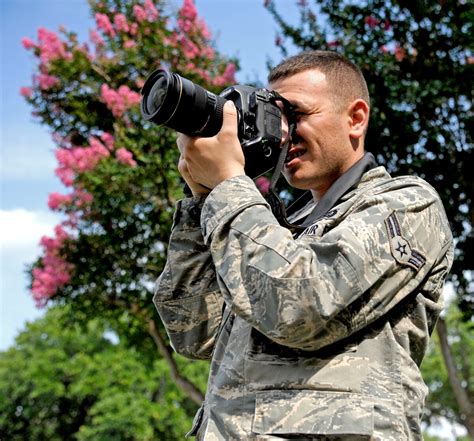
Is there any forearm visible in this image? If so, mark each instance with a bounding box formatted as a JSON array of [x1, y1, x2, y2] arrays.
[[154, 197, 223, 359]]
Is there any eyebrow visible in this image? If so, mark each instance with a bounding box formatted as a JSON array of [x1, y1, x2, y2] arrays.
[[290, 100, 310, 112]]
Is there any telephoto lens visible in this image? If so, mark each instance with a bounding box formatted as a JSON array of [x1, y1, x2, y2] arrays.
[[141, 69, 227, 137]]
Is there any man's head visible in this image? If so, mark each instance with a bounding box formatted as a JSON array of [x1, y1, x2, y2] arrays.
[[268, 51, 371, 201], [268, 50, 370, 114]]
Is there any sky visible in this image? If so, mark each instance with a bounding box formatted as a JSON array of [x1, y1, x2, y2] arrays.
[[0, 0, 300, 350]]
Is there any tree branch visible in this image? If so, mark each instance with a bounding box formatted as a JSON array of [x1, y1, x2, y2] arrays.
[[436, 317, 474, 439], [146, 317, 205, 406], [107, 298, 205, 406]]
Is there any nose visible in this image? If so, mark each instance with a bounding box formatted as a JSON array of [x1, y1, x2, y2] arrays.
[[281, 113, 289, 146], [281, 116, 300, 147]]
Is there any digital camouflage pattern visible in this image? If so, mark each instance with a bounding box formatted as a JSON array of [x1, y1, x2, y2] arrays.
[[154, 166, 453, 440]]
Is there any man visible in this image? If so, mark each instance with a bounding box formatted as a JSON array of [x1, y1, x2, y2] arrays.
[[153, 51, 453, 440]]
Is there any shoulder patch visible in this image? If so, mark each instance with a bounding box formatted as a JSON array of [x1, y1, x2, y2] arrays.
[[385, 212, 426, 271]]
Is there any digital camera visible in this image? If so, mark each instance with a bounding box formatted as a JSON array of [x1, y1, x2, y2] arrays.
[[140, 69, 291, 178]]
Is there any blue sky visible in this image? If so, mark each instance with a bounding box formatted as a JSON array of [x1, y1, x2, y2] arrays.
[[0, 0, 300, 350]]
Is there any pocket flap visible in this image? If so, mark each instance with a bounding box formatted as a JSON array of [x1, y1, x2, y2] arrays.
[[253, 390, 374, 437]]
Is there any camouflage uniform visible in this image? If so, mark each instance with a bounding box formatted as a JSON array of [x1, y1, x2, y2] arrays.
[[154, 159, 453, 440]]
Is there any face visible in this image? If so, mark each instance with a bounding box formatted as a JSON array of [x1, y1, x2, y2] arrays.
[[271, 69, 365, 200]]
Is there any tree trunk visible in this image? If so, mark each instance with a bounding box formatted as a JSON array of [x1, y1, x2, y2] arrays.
[[436, 317, 474, 439], [147, 318, 205, 406], [113, 300, 205, 406]]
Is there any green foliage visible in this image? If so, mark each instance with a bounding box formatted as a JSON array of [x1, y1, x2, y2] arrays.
[[266, 0, 473, 434], [19, 0, 230, 437], [0, 305, 208, 440], [266, 0, 473, 316], [421, 303, 474, 428]]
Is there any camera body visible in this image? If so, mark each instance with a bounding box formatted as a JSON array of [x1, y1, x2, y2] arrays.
[[140, 70, 289, 178], [219, 85, 283, 178]]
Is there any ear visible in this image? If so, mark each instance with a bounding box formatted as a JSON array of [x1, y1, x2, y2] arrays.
[[348, 99, 369, 139]]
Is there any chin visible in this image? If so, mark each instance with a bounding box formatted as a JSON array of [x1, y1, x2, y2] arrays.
[[283, 173, 312, 191]]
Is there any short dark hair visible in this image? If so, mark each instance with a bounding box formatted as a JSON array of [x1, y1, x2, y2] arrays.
[[268, 50, 370, 112]]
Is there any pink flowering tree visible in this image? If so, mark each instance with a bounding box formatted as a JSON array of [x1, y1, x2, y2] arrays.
[[266, 0, 474, 436], [21, 0, 238, 413]]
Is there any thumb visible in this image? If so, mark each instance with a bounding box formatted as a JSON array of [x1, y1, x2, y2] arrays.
[[222, 100, 238, 129]]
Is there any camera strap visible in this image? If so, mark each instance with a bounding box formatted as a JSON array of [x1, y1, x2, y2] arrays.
[[264, 119, 308, 233]]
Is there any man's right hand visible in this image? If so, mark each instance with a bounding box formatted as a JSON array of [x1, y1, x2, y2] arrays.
[[178, 153, 210, 197]]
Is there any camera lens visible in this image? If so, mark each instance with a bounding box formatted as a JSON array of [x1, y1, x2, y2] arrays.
[[146, 75, 169, 114], [141, 69, 226, 137]]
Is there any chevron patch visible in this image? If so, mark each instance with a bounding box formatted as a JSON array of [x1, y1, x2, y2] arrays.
[[385, 212, 426, 271]]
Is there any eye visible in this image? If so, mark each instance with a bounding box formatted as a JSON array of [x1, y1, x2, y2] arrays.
[[294, 111, 306, 122]]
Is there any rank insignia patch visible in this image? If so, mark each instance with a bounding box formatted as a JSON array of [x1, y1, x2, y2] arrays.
[[385, 212, 426, 271]]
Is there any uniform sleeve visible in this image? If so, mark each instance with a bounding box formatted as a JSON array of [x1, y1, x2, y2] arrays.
[[153, 197, 223, 360], [200, 175, 453, 352]]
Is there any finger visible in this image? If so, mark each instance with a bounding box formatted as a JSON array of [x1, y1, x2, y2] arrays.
[[221, 100, 238, 130], [176, 133, 191, 154]]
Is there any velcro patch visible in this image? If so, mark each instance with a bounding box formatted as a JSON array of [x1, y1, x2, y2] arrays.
[[385, 212, 426, 271]]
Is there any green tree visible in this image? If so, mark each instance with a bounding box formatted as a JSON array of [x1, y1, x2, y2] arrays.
[[422, 304, 474, 438], [0, 305, 206, 440], [21, 0, 237, 412], [265, 0, 473, 436]]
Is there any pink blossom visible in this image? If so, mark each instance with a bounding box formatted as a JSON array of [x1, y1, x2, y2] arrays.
[[177, 17, 193, 33], [394, 44, 406, 62], [180, 37, 200, 58], [90, 29, 105, 48], [164, 34, 178, 48], [73, 188, 94, 208], [100, 132, 115, 150], [197, 19, 211, 40], [36, 73, 60, 90], [116, 148, 137, 167], [89, 137, 110, 157], [144, 0, 159, 21], [124, 40, 137, 49], [101, 84, 141, 117], [48, 192, 73, 210], [21, 37, 36, 50], [55, 166, 75, 186], [194, 67, 211, 83], [177, 0, 210, 41], [383, 20, 392, 31], [255, 176, 270, 194], [114, 13, 129, 33], [20, 87, 33, 98], [133, 5, 147, 22], [364, 15, 380, 29], [95, 13, 116, 37], [213, 63, 237, 87], [37, 27, 69, 65], [180, 0, 197, 20], [54, 137, 110, 184], [130, 23, 139, 36], [31, 224, 74, 306]]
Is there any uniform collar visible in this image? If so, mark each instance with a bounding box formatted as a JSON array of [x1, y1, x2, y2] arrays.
[[300, 152, 379, 228]]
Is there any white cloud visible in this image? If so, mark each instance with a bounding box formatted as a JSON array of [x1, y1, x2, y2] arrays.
[[0, 208, 61, 256], [0, 208, 61, 350]]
